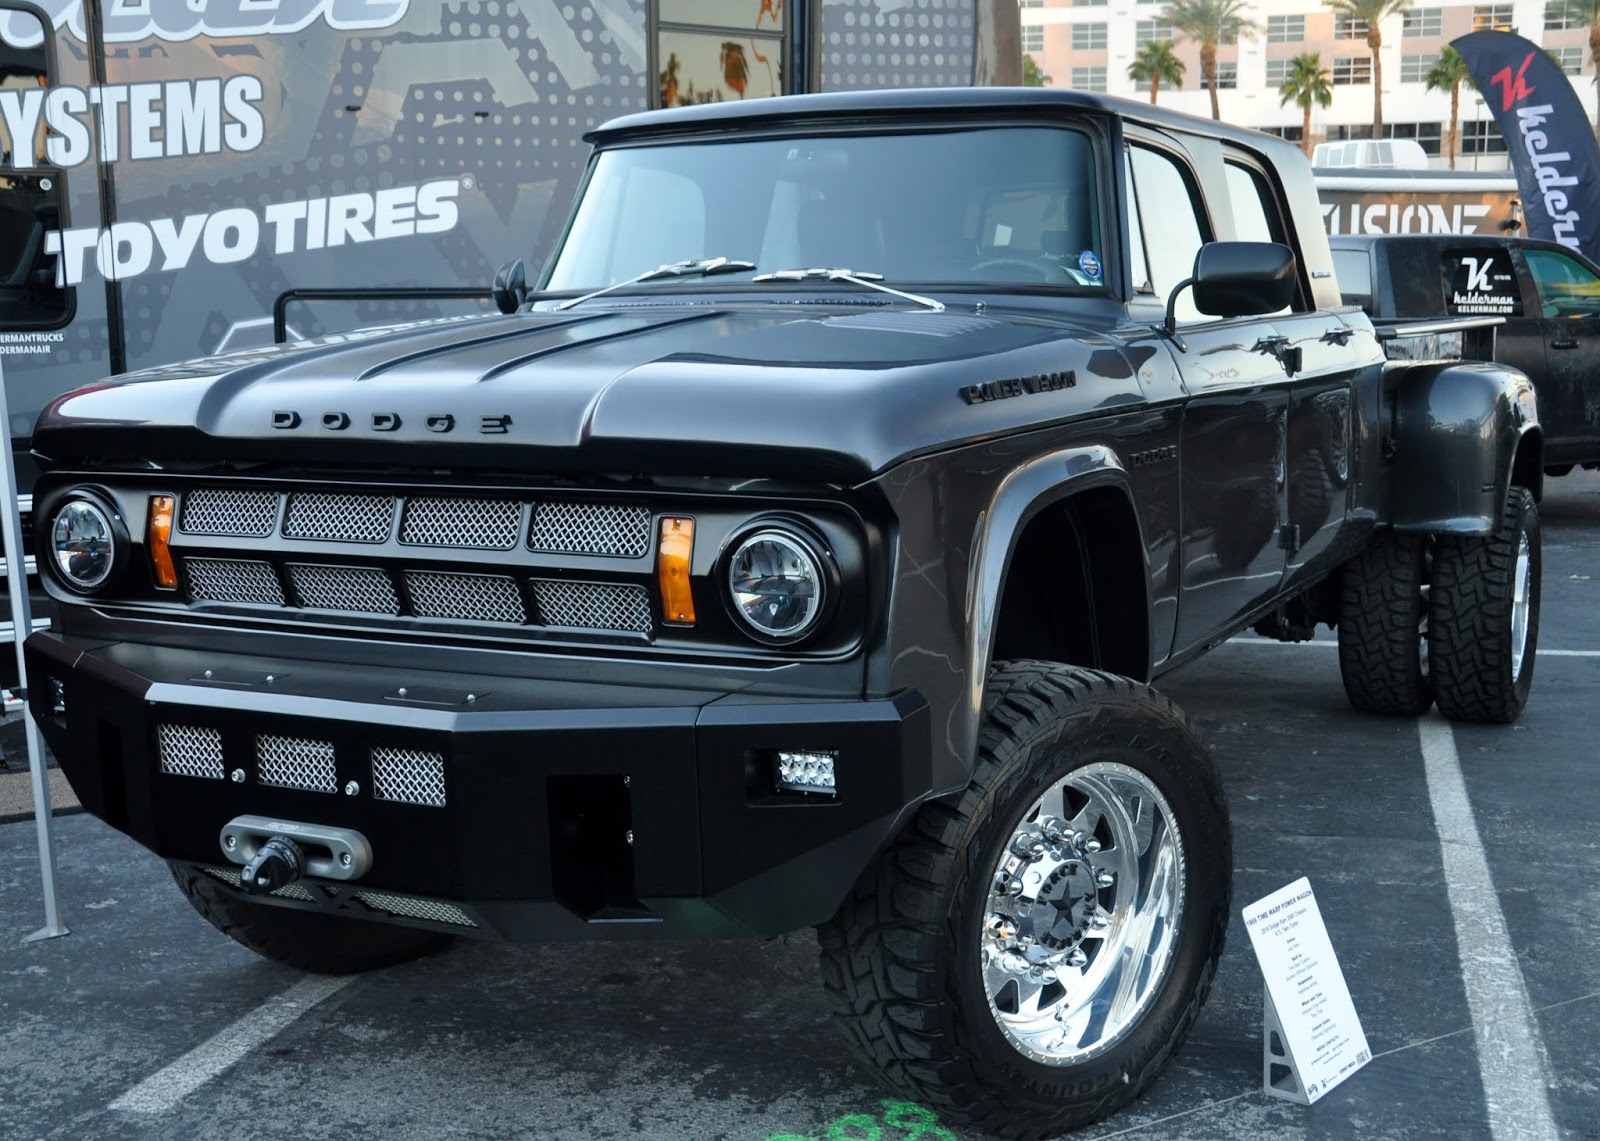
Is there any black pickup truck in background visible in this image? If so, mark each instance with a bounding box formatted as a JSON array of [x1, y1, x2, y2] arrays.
[[1330, 234, 1600, 476]]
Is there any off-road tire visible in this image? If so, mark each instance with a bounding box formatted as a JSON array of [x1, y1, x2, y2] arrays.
[[1429, 486, 1540, 723], [1337, 530, 1432, 716], [816, 663, 1230, 1139], [169, 862, 454, 974]]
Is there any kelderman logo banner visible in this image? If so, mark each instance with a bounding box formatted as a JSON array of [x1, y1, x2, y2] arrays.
[[1453, 30, 1600, 259]]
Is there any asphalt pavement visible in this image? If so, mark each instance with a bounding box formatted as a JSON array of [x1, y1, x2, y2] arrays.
[[2, 471, 1597, 1140]]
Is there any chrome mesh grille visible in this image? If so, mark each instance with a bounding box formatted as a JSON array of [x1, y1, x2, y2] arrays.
[[283, 493, 395, 543], [405, 570, 527, 624], [531, 579, 652, 634], [354, 891, 477, 927], [180, 489, 278, 536], [203, 866, 314, 901], [530, 502, 651, 558], [158, 724, 224, 780], [186, 558, 286, 606], [402, 497, 521, 549], [256, 734, 337, 794], [287, 564, 400, 614], [371, 747, 447, 807]]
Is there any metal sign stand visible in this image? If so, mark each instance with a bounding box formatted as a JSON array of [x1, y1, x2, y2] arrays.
[[0, 356, 69, 943]]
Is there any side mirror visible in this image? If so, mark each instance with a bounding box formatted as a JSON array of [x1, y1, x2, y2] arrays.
[[492, 259, 527, 314], [1164, 242, 1298, 343]]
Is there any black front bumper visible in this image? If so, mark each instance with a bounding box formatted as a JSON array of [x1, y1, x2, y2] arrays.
[[26, 633, 931, 940]]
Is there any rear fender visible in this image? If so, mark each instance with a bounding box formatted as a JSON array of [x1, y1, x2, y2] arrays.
[[1389, 360, 1539, 535]]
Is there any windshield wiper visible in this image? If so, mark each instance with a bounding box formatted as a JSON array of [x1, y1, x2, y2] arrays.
[[751, 267, 944, 312], [554, 256, 756, 311]]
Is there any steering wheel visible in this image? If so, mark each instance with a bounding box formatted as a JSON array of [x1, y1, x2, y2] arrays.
[[970, 256, 1054, 282]]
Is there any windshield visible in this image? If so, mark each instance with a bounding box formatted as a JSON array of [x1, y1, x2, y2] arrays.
[[545, 127, 1107, 293]]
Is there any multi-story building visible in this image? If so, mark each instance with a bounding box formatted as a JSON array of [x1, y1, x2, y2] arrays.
[[1022, 0, 1598, 168]]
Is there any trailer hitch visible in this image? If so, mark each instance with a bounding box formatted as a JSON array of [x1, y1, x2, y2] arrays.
[[239, 835, 306, 895]]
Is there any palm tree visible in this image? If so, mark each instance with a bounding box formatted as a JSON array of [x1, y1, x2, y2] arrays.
[[721, 42, 749, 97], [1161, 0, 1262, 119], [1022, 53, 1052, 87], [659, 52, 680, 108], [1323, 0, 1414, 134], [1129, 40, 1186, 104], [1425, 46, 1472, 170], [1555, 0, 1600, 140], [1279, 54, 1333, 158]]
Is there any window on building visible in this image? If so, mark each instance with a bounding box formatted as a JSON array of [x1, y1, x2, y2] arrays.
[[1267, 15, 1305, 42], [1462, 119, 1508, 154], [1327, 121, 1442, 155], [1403, 8, 1442, 37], [1544, 3, 1579, 30], [1071, 0, 1107, 7], [1023, 25, 1044, 52], [0, 7, 71, 332], [1019, 0, 1043, 6], [1215, 61, 1238, 89], [1071, 66, 1108, 92], [1553, 46, 1585, 74], [1265, 58, 1292, 85], [653, 0, 788, 108], [1335, 14, 1370, 38], [1400, 53, 1438, 82], [1072, 22, 1107, 50], [1473, 4, 1514, 31], [1136, 19, 1174, 45], [1332, 56, 1372, 84], [1261, 125, 1305, 142]]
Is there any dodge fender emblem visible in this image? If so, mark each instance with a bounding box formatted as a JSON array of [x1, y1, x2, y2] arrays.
[[426, 414, 455, 433], [271, 411, 301, 429], [322, 412, 351, 430]]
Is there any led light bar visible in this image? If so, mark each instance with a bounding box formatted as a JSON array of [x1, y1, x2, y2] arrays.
[[776, 750, 837, 795]]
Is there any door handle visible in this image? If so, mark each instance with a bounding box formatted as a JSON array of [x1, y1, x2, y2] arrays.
[[1320, 327, 1354, 346], [1552, 338, 1579, 349], [1251, 335, 1303, 376]]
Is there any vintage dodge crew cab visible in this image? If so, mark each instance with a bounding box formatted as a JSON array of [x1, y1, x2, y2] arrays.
[[26, 90, 1543, 1136]]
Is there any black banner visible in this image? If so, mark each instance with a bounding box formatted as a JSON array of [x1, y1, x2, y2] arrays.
[[1453, 30, 1600, 260]]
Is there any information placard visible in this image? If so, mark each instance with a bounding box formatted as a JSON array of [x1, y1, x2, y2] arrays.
[[1243, 878, 1370, 1104]]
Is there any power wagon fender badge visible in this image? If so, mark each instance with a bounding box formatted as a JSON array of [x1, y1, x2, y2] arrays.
[[271, 410, 512, 435], [959, 370, 1076, 405]]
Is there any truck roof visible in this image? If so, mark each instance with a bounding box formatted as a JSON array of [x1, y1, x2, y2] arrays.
[[588, 86, 1306, 164]]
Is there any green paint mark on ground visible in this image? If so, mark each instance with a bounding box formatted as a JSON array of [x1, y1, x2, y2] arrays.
[[766, 1099, 957, 1141]]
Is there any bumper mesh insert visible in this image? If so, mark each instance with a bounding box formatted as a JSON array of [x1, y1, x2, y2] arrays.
[[354, 891, 477, 927], [158, 724, 225, 780], [371, 747, 447, 808], [256, 734, 337, 794]]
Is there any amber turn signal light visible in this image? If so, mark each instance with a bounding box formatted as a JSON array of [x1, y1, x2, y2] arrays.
[[658, 516, 695, 626], [148, 495, 178, 589]]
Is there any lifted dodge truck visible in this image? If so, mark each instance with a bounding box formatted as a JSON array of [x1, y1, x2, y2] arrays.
[[25, 90, 1542, 1136]]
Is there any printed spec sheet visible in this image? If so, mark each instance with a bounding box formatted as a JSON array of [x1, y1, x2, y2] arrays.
[[1244, 878, 1371, 1103]]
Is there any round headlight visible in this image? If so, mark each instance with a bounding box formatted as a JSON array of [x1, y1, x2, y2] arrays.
[[50, 498, 117, 591], [727, 528, 826, 642]]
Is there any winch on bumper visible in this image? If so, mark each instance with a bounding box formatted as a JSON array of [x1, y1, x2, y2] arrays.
[[25, 632, 931, 941]]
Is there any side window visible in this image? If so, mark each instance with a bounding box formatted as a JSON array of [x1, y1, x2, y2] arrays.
[[1523, 247, 1600, 318], [1441, 248, 1522, 317], [1224, 163, 1281, 244], [1124, 163, 1152, 295], [0, 7, 69, 330], [1331, 249, 1372, 309], [1127, 145, 1208, 322]]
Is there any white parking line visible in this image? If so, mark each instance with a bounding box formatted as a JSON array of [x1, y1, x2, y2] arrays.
[[109, 975, 352, 1113], [1418, 717, 1559, 1141]]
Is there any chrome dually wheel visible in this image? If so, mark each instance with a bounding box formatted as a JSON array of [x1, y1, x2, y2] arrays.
[[982, 763, 1185, 1064], [819, 663, 1230, 1139]]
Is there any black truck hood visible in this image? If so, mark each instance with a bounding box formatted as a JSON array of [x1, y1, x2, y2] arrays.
[[32, 303, 1152, 482]]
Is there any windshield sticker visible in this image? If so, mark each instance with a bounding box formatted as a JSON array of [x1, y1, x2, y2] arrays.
[[1078, 250, 1102, 280], [1443, 250, 1522, 316]]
